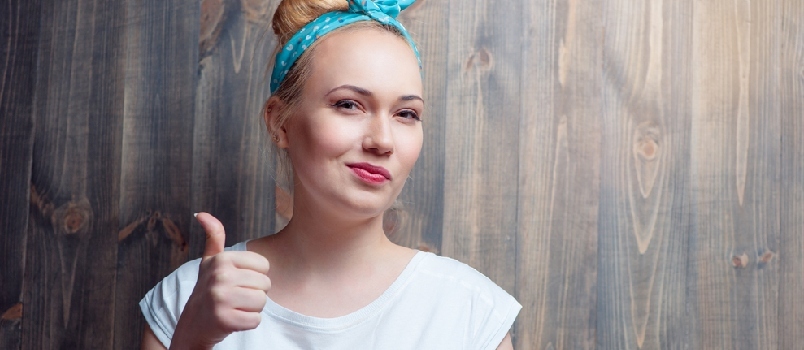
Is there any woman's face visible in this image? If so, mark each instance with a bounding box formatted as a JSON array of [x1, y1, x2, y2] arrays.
[[280, 28, 424, 220]]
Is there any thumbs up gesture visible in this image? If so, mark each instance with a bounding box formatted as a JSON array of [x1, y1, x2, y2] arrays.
[[171, 213, 271, 349]]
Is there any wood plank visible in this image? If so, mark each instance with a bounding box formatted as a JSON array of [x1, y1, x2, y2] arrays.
[[596, 1, 697, 349], [778, 0, 804, 347], [385, 0, 449, 254], [114, 1, 199, 348], [441, 0, 520, 328], [21, 0, 125, 348], [190, 0, 278, 257], [0, 1, 40, 349], [689, 0, 781, 348], [515, 0, 602, 348]]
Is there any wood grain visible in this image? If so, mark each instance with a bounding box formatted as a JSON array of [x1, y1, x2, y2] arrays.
[[114, 0, 199, 348], [21, 0, 125, 348], [0, 1, 40, 349], [515, 0, 602, 348], [1, 0, 802, 348], [441, 0, 519, 311], [689, 0, 781, 348], [597, 1, 696, 349], [778, 0, 804, 347], [191, 0, 277, 257]]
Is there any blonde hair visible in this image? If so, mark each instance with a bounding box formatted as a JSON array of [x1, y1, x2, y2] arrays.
[[271, 0, 349, 45]]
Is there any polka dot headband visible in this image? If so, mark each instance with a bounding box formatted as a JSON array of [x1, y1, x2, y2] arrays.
[[270, 0, 422, 94]]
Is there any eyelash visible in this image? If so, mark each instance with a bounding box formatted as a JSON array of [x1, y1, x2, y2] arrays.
[[331, 99, 421, 122], [397, 109, 421, 121], [332, 100, 360, 110]]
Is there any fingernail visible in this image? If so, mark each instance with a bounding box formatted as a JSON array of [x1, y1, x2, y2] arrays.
[[193, 213, 199, 218]]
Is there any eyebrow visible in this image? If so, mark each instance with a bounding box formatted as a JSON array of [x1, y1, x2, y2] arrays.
[[399, 95, 424, 102], [326, 84, 372, 97], [325, 84, 424, 103]]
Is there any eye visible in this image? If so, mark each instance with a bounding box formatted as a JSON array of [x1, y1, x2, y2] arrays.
[[332, 100, 361, 111], [396, 109, 421, 122]]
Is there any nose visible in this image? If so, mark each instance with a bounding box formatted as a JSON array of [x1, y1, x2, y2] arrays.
[[363, 113, 394, 155]]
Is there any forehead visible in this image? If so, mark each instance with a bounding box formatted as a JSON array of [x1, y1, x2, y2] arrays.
[[304, 27, 423, 97]]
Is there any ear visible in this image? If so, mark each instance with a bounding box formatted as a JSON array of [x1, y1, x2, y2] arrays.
[[263, 96, 290, 149]]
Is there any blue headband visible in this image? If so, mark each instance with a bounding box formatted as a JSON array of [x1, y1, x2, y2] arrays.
[[270, 0, 422, 94]]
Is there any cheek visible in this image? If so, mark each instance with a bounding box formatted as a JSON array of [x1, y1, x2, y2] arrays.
[[295, 117, 359, 157], [395, 127, 424, 167]]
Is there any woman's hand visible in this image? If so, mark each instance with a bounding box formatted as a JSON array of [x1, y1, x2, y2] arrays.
[[169, 213, 271, 350]]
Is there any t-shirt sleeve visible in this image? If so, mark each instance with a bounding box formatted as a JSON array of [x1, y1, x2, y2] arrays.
[[139, 243, 247, 348], [427, 254, 522, 350], [139, 259, 202, 349], [473, 283, 521, 350]]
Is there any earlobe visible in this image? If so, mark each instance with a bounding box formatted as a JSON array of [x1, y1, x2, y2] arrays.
[[264, 97, 290, 149], [276, 126, 290, 149]]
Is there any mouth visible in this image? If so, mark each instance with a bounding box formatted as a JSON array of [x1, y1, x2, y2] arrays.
[[347, 162, 392, 183]]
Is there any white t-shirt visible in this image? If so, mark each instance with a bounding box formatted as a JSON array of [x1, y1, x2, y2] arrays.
[[140, 242, 521, 349]]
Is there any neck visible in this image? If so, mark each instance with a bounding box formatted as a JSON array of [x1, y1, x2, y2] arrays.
[[268, 189, 397, 277]]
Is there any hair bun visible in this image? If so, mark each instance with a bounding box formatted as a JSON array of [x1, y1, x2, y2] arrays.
[[271, 0, 349, 45]]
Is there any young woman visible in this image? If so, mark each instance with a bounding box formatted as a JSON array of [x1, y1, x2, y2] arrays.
[[140, 0, 521, 348]]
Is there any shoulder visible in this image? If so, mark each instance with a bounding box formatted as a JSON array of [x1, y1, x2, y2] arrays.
[[138, 257, 201, 347], [415, 252, 511, 300], [402, 252, 522, 349], [408, 253, 521, 318]]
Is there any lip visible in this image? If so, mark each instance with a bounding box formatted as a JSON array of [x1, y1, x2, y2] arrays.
[[347, 162, 392, 183]]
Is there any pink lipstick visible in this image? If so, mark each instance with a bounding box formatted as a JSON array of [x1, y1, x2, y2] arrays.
[[347, 163, 391, 184]]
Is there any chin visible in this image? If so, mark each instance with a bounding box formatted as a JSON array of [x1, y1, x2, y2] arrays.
[[336, 192, 398, 219]]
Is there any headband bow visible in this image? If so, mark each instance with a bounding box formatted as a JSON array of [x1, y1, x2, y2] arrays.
[[350, 0, 413, 20], [270, 0, 421, 93]]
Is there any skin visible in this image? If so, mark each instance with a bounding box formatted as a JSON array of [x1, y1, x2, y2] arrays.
[[141, 28, 513, 350]]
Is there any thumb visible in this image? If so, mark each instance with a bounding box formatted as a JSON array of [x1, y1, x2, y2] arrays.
[[195, 212, 225, 259]]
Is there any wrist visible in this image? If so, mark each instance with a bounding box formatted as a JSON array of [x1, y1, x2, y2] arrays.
[[170, 310, 214, 350]]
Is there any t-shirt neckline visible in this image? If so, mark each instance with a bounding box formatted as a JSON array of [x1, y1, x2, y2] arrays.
[[232, 242, 429, 332]]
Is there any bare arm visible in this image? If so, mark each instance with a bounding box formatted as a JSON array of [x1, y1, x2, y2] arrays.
[[141, 327, 167, 350], [496, 332, 513, 350]]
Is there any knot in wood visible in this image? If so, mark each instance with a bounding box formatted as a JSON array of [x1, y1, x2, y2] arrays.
[[1, 303, 23, 321], [732, 253, 749, 269], [636, 137, 657, 160], [64, 209, 85, 233], [147, 211, 161, 231], [30, 184, 55, 218], [53, 198, 92, 235], [632, 122, 662, 199], [633, 125, 660, 162], [200, 0, 226, 58], [760, 250, 774, 263], [465, 48, 493, 72], [757, 250, 774, 269]]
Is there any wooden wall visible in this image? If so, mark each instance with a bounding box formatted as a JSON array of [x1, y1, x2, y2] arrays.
[[1, 0, 802, 349]]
